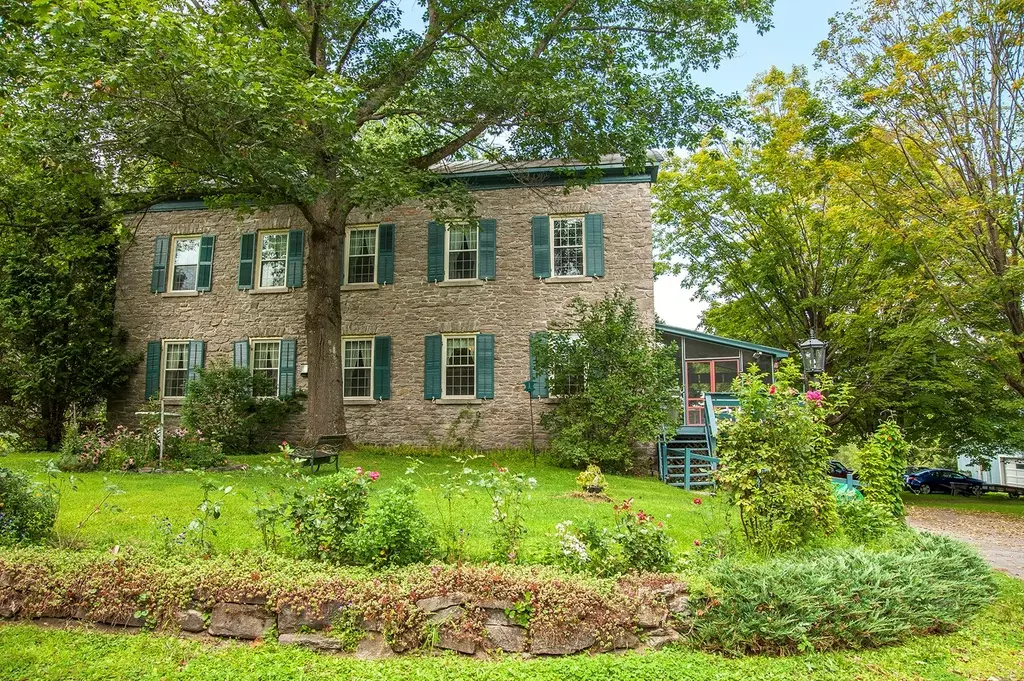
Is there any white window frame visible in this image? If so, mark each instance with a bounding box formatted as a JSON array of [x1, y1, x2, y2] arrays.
[[343, 224, 379, 285], [549, 215, 586, 278], [548, 331, 584, 398], [342, 336, 375, 399], [250, 338, 282, 398], [168, 234, 202, 292], [443, 221, 479, 281], [256, 230, 290, 290], [161, 339, 191, 400], [442, 333, 477, 398]]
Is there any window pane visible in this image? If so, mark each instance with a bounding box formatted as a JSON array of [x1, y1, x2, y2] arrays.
[[163, 343, 189, 398], [259, 232, 288, 288], [553, 246, 583, 276], [172, 264, 198, 291], [261, 233, 288, 261], [174, 237, 200, 266], [449, 251, 477, 280], [261, 260, 286, 288], [343, 340, 373, 398], [552, 218, 583, 247], [252, 341, 280, 397], [448, 225, 477, 251], [553, 218, 585, 276], [348, 229, 376, 256], [447, 225, 478, 280], [170, 238, 201, 292], [445, 337, 475, 396]]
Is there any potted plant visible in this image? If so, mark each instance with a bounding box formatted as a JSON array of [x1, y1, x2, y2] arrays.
[[576, 464, 607, 494]]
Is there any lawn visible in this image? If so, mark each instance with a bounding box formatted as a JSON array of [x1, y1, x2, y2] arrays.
[[1, 573, 1021, 681], [0, 449, 721, 559], [902, 491, 1024, 518]]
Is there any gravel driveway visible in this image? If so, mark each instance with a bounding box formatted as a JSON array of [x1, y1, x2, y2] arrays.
[[906, 506, 1024, 579]]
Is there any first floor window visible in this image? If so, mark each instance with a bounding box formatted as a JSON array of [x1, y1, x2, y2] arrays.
[[549, 332, 584, 397], [252, 340, 281, 397], [259, 231, 289, 288], [444, 335, 476, 397], [446, 222, 478, 280], [170, 235, 201, 291], [163, 341, 189, 398], [551, 216, 584, 277], [346, 226, 377, 284], [343, 338, 373, 397]]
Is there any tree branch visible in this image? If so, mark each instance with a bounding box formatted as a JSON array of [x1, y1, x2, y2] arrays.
[[337, 0, 388, 74]]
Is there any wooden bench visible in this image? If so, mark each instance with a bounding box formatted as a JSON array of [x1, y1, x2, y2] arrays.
[[289, 434, 346, 473]]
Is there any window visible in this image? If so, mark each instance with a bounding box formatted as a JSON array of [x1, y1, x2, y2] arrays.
[[444, 335, 476, 397], [162, 341, 189, 398], [551, 216, 585, 277], [258, 231, 289, 288], [549, 332, 584, 397], [343, 338, 374, 398], [446, 222, 478, 280], [170, 236, 201, 292], [252, 340, 281, 397], [345, 225, 377, 284]]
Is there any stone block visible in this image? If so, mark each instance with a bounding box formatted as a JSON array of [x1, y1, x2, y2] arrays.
[[277, 602, 338, 633], [354, 632, 397, 660], [207, 603, 274, 640], [279, 633, 346, 652], [636, 603, 668, 629], [416, 593, 470, 612], [484, 624, 526, 653], [530, 626, 596, 655], [645, 627, 683, 650], [436, 629, 477, 654], [427, 605, 464, 623], [174, 609, 206, 633]]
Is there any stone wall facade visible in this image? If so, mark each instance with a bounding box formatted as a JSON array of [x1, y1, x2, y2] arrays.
[[110, 180, 655, 448]]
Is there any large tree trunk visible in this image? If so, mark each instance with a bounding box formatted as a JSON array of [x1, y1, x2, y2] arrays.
[[41, 395, 66, 451], [302, 203, 349, 444]]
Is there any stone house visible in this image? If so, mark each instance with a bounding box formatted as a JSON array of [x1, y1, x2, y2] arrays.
[[108, 156, 660, 448]]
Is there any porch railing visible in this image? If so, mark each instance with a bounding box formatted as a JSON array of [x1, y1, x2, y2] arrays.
[[702, 392, 739, 457]]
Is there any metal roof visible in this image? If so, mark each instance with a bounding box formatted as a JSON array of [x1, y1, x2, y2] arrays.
[[656, 323, 790, 358]]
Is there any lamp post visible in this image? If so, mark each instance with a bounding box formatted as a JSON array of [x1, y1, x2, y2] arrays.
[[797, 331, 827, 388]]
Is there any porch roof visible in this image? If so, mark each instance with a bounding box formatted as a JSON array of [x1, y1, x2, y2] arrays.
[[656, 324, 790, 358]]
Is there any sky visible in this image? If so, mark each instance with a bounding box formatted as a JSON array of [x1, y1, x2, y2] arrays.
[[653, 0, 853, 330]]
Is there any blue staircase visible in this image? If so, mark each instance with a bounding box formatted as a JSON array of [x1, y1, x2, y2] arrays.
[[658, 392, 738, 490]]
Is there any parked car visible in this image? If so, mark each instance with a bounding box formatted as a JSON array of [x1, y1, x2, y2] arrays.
[[904, 465, 928, 476], [904, 469, 984, 495], [828, 460, 858, 480]]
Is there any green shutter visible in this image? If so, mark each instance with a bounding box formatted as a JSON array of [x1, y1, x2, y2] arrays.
[[238, 233, 256, 289], [531, 216, 550, 278], [377, 223, 395, 285], [476, 334, 495, 399], [232, 340, 249, 368], [585, 213, 605, 277], [196, 235, 215, 292], [145, 340, 162, 399], [424, 335, 442, 399], [427, 221, 444, 282], [279, 338, 297, 397], [151, 236, 170, 293], [529, 332, 549, 398], [186, 340, 205, 385], [478, 219, 496, 280], [339, 234, 346, 286], [373, 335, 392, 400], [286, 229, 304, 288]]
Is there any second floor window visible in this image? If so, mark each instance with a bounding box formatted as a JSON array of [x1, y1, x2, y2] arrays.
[[446, 223, 478, 280], [552, 216, 585, 277], [252, 340, 281, 397], [444, 335, 476, 397], [259, 231, 289, 288], [163, 341, 189, 398], [343, 338, 373, 397], [170, 236, 201, 291], [345, 226, 377, 284]]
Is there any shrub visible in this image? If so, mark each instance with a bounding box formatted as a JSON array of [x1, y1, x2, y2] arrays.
[[0, 467, 56, 545], [58, 423, 118, 472], [180, 363, 304, 455], [288, 469, 375, 563], [858, 420, 909, 518], [692, 532, 994, 654], [474, 464, 537, 562], [163, 428, 225, 469], [716, 361, 851, 554], [532, 289, 679, 472], [837, 496, 903, 543], [575, 464, 607, 492], [347, 479, 435, 568], [551, 498, 675, 575]]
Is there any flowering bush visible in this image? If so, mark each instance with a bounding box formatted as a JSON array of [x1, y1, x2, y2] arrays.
[[716, 360, 851, 554], [162, 428, 225, 469], [575, 464, 607, 492], [0, 467, 56, 546], [288, 468, 378, 564], [59, 422, 223, 472], [347, 479, 436, 568], [474, 464, 537, 562], [551, 498, 675, 575]]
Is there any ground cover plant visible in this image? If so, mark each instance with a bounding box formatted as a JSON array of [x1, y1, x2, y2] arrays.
[[0, 573, 1021, 681]]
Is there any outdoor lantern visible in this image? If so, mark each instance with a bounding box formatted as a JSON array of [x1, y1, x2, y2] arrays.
[[798, 331, 827, 375]]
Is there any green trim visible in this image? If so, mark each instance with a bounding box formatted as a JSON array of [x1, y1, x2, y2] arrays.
[[656, 323, 790, 358]]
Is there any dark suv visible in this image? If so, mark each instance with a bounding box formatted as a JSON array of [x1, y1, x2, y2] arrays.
[[903, 469, 984, 495]]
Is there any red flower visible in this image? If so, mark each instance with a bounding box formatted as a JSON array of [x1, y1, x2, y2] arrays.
[[368, 471, 380, 481], [769, 385, 777, 395], [693, 539, 701, 547], [693, 497, 703, 506]]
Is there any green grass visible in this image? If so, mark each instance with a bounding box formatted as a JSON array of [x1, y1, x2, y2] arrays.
[[902, 491, 1024, 517], [0, 449, 721, 559], [1, 574, 1021, 680]]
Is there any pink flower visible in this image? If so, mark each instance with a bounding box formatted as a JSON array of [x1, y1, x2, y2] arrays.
[[769, 385, 777, 395], [355, 467, 364, 475], [693, 497, 702, 505], [806, 390, 824, 405], [694, 539, 701, 547], [368, 471, 380, 481]]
